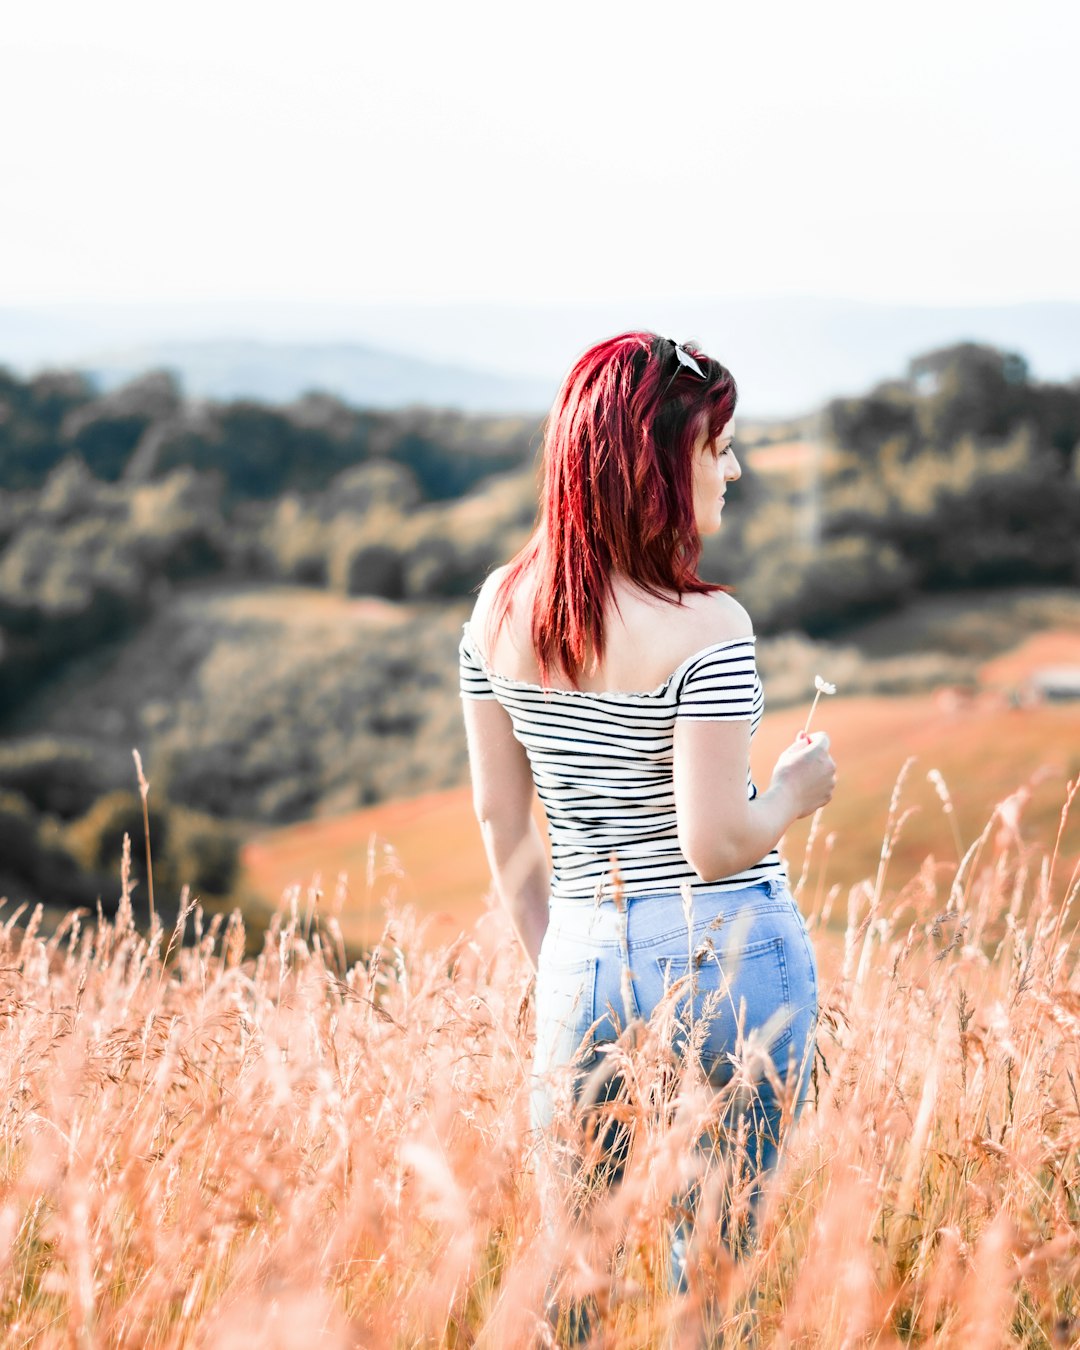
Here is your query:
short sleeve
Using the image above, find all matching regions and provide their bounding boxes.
[459,625,498,701]
[674,639,759,721]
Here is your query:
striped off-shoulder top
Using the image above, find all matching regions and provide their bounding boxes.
[459,621,787,905]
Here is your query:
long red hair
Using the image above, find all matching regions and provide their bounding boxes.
[489,331,738,686]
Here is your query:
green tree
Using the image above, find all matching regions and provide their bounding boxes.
[909,342,1030,448]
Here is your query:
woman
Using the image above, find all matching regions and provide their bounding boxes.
[458,332,835,1313]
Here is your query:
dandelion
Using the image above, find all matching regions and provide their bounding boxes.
[803,674,837,737]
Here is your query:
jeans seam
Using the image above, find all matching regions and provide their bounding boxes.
[777,941,791,1010]
[800,927,819,1022]
[657,934,789,968]
[635,903,790,949]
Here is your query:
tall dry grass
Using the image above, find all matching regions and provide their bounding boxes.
[0,770,1078,1348]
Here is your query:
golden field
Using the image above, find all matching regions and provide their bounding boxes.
[0,763,1077,1345]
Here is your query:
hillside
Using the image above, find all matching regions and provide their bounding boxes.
[16,582,1075,835]
[11,585,473,822]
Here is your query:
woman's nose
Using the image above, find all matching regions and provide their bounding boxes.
[725,452,742,481]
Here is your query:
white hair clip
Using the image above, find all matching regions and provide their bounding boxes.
[672,342,706,378]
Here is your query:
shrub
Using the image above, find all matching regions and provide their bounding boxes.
[0,790,95,907]
[254,496,319,583]
[126,469,227,579]
[0,368,93,490]
[328,522,406,598]
[64,792,240,902]
[329,460,421,514]
[65,791,169,876]
[0,790,47,879]
[747,537,915,637]
[0,739,108,819]
[167,808,241,896]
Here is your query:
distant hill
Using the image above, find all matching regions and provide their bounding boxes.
[2,297,1077,417]
[82,339,555,414]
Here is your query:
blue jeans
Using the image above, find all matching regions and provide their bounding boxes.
[530,877,819,1293]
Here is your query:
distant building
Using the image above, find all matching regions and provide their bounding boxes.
[1030,667,1080,702]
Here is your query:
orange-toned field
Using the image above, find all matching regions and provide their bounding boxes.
[240,632,1080,950]
[7,753,1080,1346]
[745,439,820,477]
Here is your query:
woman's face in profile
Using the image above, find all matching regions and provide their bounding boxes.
[691,417,740,536]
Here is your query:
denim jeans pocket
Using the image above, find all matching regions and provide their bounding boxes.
[650,934,794,1072]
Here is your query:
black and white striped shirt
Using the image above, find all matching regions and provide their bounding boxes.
[459,622,786,904]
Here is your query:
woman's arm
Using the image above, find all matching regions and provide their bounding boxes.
[463,695,550,969]
[674,718,835,881]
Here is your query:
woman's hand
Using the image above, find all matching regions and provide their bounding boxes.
[769,731,837,819]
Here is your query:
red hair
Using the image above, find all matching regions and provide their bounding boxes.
[489,331,738,687]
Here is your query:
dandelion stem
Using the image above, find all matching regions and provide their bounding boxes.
[804,675,836,736]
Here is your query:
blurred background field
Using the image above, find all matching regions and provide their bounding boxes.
[241,608,1080,949]
[1,339,1079,948]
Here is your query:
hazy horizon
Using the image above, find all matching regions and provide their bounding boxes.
[3,294,1077,420]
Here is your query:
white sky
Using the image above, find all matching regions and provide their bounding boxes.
[2,0,1078,308]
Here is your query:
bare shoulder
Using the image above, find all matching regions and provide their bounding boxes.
[469,563,534,670]
[470,563,511,626]
[606,586,753,689]
[676,590,754,646]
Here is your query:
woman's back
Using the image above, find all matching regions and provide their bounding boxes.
[462,568,786,905]
[475,568,753,694]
